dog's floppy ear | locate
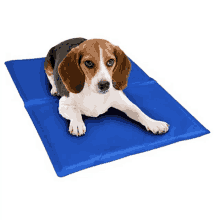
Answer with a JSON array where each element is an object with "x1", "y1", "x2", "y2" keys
[
  {"x1": 112, "y1": 46, "x2": 131, "y2": 90},
  {"x1": 58, "y1": 47, "x2": 85, "y2": 93}
]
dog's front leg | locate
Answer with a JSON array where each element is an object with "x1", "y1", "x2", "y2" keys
[
  {"x1": 112, "y1": 91, "x2": 169, "y2": 134},
  {"x1": 59, "y1": 96, "x2": 86, "y2": 136}
]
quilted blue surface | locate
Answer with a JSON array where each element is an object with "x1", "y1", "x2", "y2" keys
[{"x1": 5, "y1": 57, "x2": 210, "y2": 177}]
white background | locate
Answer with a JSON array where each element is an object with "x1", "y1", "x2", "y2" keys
[{"x1": 0, "y1": 0, "x2": 219, "y2": 219}]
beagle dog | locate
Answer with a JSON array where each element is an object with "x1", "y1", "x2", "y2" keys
[{"x1": 44, "y1": 38, "x2": 169, "y2": 136}]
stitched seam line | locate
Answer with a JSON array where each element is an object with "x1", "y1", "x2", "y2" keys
[{"x1": 24, "y1": 97, "x2": 58, "y2": 108}]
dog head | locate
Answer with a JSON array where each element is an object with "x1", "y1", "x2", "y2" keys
[{"x1": 58, "y1": 39, "x2": 131, "y2": 94}]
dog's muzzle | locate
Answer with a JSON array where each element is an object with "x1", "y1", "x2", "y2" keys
[{"x1": 98, "y1": 80, "x2": 110, "y2": 94}]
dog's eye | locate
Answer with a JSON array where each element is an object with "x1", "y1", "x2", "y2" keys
[
  {"x1": 84, "y1": 60, "x2": 94, "y2": 68},
  {"x1": 106, "y1": 59, "x2": 114, "y2": 67}
]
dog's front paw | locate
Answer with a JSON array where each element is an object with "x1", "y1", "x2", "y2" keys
[
  {"x1": 50, "y1": 87, "x2": 57, "y2": 96},
  {"x1": 69, "y1": 120, "x2": 86, "y2": 137},
  {"x1": 145, "y1": 119, "x2": 170, "y2": 134}
]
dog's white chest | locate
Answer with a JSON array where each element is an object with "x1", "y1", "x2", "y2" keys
[{"x1": 75, "y1": 92, "x2": 112, "y2": 117}]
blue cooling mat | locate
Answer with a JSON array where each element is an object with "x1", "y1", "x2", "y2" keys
[{"x1": 5, "y1": 58, "x2": 210, "y2": 177}]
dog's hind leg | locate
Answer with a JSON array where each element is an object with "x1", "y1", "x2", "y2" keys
[
  {"x1": 44, "y1": 59, "x2": 58, "y2": 96},
  {"x1": 46, "y1": 74, "x2": 58, "y2": 96}
]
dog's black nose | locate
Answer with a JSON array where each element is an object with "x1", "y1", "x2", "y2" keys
[{"x1": 98, "y1": 81, "x2": 110, "y2": 92}]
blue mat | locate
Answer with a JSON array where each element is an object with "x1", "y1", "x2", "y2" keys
[{"x1": 5, "y1": 57, "x2": 210, "y2": 177}]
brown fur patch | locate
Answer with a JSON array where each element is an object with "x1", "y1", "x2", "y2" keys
[
  {"x1": 112, "y1": 46, "x2": 131, "y2": 90},
  {"x1": 58, "y1": 47, "x2": 85, "y2": 93}
]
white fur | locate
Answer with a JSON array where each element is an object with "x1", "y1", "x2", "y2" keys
[{"x1": 56, "y1": 47, "x2": 169, "y2": 136}]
